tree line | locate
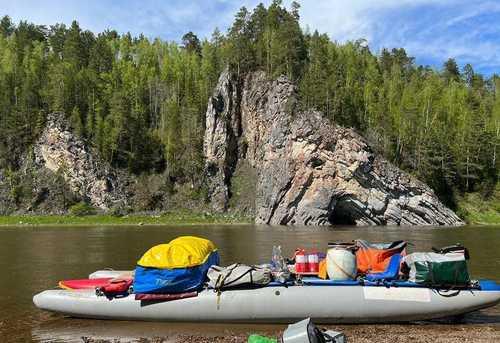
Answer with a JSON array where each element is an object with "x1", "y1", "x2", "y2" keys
[{"x1": 0, "y1": 0, "x2": 497, "y2": 208}]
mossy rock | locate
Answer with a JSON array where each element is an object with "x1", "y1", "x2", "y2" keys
[{"x1": 69, "y1": 202, "x2": 97, "y2": 216}]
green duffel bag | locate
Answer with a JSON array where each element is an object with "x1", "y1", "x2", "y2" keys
[
  {"x1": 247, "y1": 335, "x2": 277, "y2": 343},
  {"x1": 403, "y1": 251, "x2": 470, "y2": 286}
]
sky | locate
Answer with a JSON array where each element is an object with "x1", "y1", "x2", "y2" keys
[{"x1": 1, "y1": 0, "x2": 499, "y2": 75}]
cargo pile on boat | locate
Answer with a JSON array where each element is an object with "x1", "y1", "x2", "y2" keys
[
  {"x1": 33, "y1": 236, "x2": 500, "y2": 323},
  {"x1": 289, "y1": 239, "x2": 471, "y2": 287}
]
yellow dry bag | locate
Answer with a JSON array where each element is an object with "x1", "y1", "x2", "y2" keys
[{"x1": 137, "y1": 236, "x2": 217, "y2": 269}]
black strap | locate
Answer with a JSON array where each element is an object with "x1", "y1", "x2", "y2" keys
[
  {"x1": 431, "y1": 245, "x2": 470, "y2": 260},
  {"x1": 223, "y1": 267, "x2": 255, "y2": 287}
]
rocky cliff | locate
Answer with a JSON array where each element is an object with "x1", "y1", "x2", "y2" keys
[
  {"x1": 33, "y1": 112, "x2": 127, "y2": 210},
  {"x1": 204, "y1": 70, "x2": 464, "y2": 226}
]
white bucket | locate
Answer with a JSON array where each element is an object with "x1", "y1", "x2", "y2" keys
[{"x1": 327, "y1": 248, "x2": 357, "y2": 280}]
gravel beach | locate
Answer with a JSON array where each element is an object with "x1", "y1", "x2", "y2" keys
[
  {"x1": 21, "y1": 317, "x2": 500, "y2": 343},
  {"x1": 75, "y1": 324, "x2": 500, "y2": 343}
]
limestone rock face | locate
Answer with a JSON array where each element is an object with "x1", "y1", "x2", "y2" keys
[
  {"x1": 204, "y1": 70, "x2": 241, "y2": 212},
  {"x1": 204, "y1": 70, "x2": 464, "y2": 226},
  {"x1": 33, "y1": 112, "x2": 126, "y2": 210}
]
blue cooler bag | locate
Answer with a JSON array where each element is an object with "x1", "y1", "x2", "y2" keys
[{"x1": 133, "y1": 236, "x2": 219, "y2": 294}]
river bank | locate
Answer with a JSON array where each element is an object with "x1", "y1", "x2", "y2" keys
[
  {"x1": 0, "y1": 215, "x2": 497, "y2": 226},
  {"x1": 0, "y1": 212, "x2": 252, "y2": 226},
  {"x1": 1, "y1": 187, "x2": 498, "y2": 226},
  {"x1": 1, "y1": 190, "x2": 497, "y2": 227},
  {"x1": 0, "y1": 211, "x2": 498, "y2": 226},
  {"x1": 29, "y1": 321, "x2": 500, "y2": 343},
  {"x1": 178, "y1": 324, "x2": 500, "y2": 343}
]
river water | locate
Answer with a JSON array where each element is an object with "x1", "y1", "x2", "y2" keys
[{"x1": 0, "y1": 224, "x2": 498, "y2": 342}]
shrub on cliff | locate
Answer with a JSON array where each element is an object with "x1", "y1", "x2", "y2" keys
[
  {"x1": 109, "y1": 204, "x2": 132, "y2": 217},
  {"x1": 69, "y1": 202, "x2": 97, "y2": 216},
  {"x1": 131, "y1": 174, "x2": 172, "y2": 211},
  {"x1": 456, "y1": 184, "x2": 500, "y2": 224}
]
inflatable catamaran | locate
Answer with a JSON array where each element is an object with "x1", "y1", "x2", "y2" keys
[{"x1": 33, "y1": 237, "x2": 500, "y2": 323}]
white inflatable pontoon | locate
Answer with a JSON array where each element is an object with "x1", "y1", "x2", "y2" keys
[{"x1": 32, "y1": 270, "x2": 500, "y2": 323}]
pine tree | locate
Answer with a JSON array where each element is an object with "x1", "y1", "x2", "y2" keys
[
  {"x1": 0, "y1": 15, "x2": 14, "y2": 37},
  {"x1": 226, "y1": 6, "x2": 254, "y2": 76},
  {"x1": 63, "y1": 21, "x2": 85, "y2": 68},
  {"x1": 70, "y1": 106, "x2": 84, "y2": 137},
  {"x1": 443, "y1": 58, "x2": 460, "y2": 82},
  {"x1": 182, "y1": 31, "x2": 201, "y2": 56}
]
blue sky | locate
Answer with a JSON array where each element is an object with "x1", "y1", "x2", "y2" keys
[{"x1": 2, "y1": 0, "x2": 499, "y2": 75}]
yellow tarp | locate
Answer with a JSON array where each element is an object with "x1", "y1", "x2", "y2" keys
[
  {"x1": 137, "y1": 236, "x2": 217, "y2": 269},
  {"x1": 318, "y1": 259, "x2": 327, "y2": 279}
]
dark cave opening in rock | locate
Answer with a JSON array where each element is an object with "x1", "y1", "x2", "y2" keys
[{"x1": 328, "y1": 200, "x2": 357, "y2": 225}]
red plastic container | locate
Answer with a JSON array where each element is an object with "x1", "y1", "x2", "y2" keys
[
  {"x1": 307, "y1": 252, "x2": 320, "y2": 273},
  {"x1": 295, "y1": 249, "x2": 307, "y2": 273}
]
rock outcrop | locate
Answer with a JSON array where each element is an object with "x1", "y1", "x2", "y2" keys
[
  {"x1": 33, "y1": 112, "x2": 127, "y2": 210},
  {"x1": 204, "y1": 70, "x2": 464, "y2": 226}
]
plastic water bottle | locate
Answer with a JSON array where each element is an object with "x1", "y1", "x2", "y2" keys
[
  {"x1": 271, "y1": 245, "x2": 282, "y2": 271},
  {"x1": 271, "y1": 245, "x2": 290, "y2": 283}
]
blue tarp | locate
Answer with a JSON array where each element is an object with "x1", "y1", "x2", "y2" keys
[
  {"x1": 133, "y1": 251, "x2": 219, "y2": 294},
  {"x1": 365, "y1": 254, "x2": 402, "y2": 281}
]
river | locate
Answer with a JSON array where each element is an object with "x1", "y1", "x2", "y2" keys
[{"x1": 0, "y1": 224, "x2": 498, "y2": 342}]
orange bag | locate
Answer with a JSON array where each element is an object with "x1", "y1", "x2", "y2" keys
[{"x1": 355, "y1": 240, "x2": 407, "y2": 274}]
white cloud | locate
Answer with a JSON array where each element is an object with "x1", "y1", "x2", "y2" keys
[
  {"x1": 1, "y1": 0, "x2": 499, "y2": 74},
  {"x1": 295, "y1": 0, "x2": 447, "y2": 42},
  {"x1": 294, "y1": 0, "x2": 500, "y2": 73}
]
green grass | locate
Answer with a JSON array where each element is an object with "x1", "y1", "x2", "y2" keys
[
  {"x1": 457, "y1": 186, "x2": 500, "y2": 225},
  {"x1": 3, "y1": 188, "x2": 498, "y2": 226},
  {"x1": 0, "y1": 211, "x2": 253, "y2": 226}
]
